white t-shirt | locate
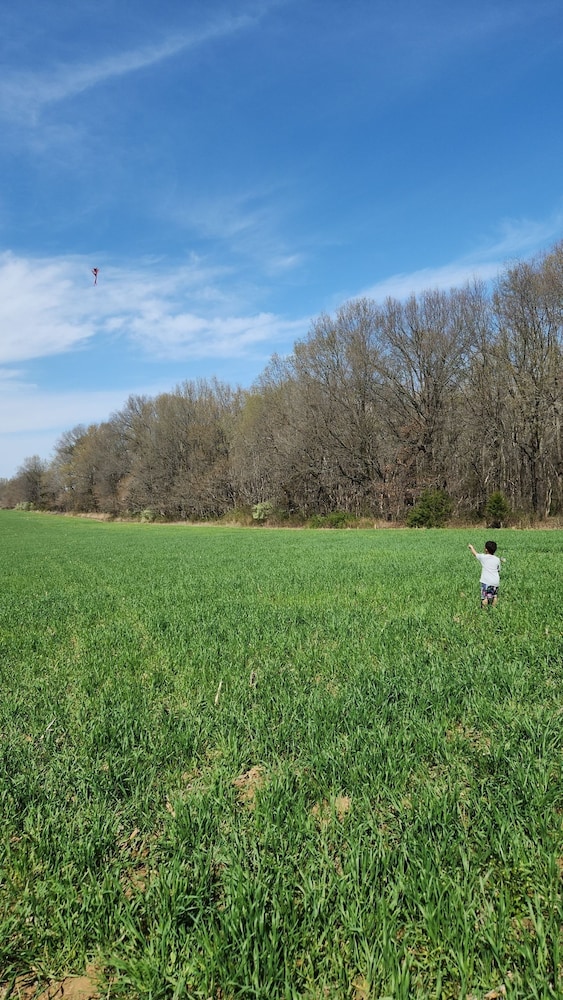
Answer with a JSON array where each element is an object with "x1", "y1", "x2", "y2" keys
[{"x1": 476, "y1": 553, "x2": 501, "y2": 586}]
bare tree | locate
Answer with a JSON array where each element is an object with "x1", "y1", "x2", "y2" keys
[
  {"x1": 113, "y1": 381, "x2": 238, "y2": 519},
  {"x1": 291, "y1": 299, "x2": 389, "y2": 512},
  {"x1": 5, "y1": 455, "x2": 48, "y2": 508},
  {"x1": 46, "y1": 426, "x2": 90, "y2": 511},
  {"x1": 493, "y1": 244, "x2": 563, "y2": 516},
  {"x1": 378, "y1": 286, "x2": 480, "y2": 496}
]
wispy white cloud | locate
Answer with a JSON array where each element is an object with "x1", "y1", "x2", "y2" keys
[
  {"x1": 472, "y1": 213, "x2": 563, "y2": 262},
  {"x1": 179, "y1": 190, "x2": 273, "y2": 243},
  {"x1": 0, "y1": 250, "x2": 307, "y2": 366},
  {"x1": 361, "y1": 212, "x2": 563, "y2": 302},
  {"x1": 362, "y1": 260, "x2": 501, "y2": 302},
  {"x1": 125, "y1": 310, "x2": 306, "y2": 361},
  {"x1": 163, "y1": 185, "x2": 304, "y2": 276},
  {"x1": 0, "y1": 11, "x2": 258, "y2": 123},
  {"x1": 0, "y1": 252, "x2": 97, "y2": 363},
  {"x1": 266, "y1": 253, "x2": 305, "y2": 275}
]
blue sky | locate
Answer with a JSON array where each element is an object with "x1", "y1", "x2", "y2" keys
[{"x1": 1, "y1": 0, "x2": 563, "y2": 478}]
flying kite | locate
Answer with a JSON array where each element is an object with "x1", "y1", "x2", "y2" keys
[{"x1": 92, "y1": 267, "x2": 99, "y2": 285}]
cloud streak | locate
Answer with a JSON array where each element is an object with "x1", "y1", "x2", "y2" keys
[
  {"x1": 0, "y1": 11, "x2": 258, "y2": 122},
  {"x1": 361, "y1": 213, "x2": 563, "y2": 302}
]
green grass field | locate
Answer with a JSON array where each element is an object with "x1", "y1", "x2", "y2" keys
[{"x1": 1, "y1": 511, "x2": 562, "y2": 999}]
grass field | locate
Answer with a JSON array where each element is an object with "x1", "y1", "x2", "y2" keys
[{"x1": 1, "y1": 512, "x2": 562, "y2": 999}]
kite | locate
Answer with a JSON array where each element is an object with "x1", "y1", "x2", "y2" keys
[{"x1": 92, "y1": 267, "x2": 99, "y2": 285}]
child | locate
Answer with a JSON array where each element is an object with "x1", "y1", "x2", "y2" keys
[{"x1": 468, "y1": 540, "x2": 501, "y2": 607}]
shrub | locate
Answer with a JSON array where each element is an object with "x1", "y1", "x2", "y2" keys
[
  {"x1": 220, "y1": 507, "x2": 254, "y2": 526},
  {"x1": 308, "y1": 510, "x2": 355, "y2": 529},
  {"x1": 326, "y1": 510, "x2": 354, "y2": 528},
  {"x1": 252, "y1": 501, "x2": 274, "y2": 522},
  {"x1": 406, "y1": 490, "x2": 453, "y2": 528},
  {"x1": 140, "y1": 508, "x2": 157, "y2": 523},
  {"x1": 485, "y1": 491, "x2": 511, "y2": 528}
]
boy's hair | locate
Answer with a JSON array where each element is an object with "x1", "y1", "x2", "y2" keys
[{"x1": 485, "y1": 540, "x2": 497, "y2": 555}]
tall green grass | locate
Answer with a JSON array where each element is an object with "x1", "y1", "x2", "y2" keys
[{"x1": 0, "y1": 512, "x2": 562, "y2": 998}]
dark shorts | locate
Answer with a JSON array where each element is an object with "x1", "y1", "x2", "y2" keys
[{"x1": 481, "y1": 584, "x2": 499, "y2": 602}]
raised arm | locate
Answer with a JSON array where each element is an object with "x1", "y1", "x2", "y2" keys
[{"x1": 468, "y1": 544, "x2": 478, "y2": 558}]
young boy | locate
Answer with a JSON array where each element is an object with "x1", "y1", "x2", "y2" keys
[{"x1": 468, "y1": 540, "x2": 501, "y2": 607}]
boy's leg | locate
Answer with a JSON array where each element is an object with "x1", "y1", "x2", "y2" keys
[{"x1": 480, "y1": 584, "x2": 488, "y2": 608}]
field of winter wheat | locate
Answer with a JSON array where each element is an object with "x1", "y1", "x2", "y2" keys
[{"x1": 1, "y1": 512, "x2": 562, "y2": 999}]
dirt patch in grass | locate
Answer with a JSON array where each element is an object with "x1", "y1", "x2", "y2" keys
[
  {"x1": 233, "y1": 765, "x2": 265, "y2": 809},
  {"x1": 1, "y1": 967, "x2": 100, "y2": 1000},
  {"x1": 311, "y1": 794, "x2": 352, "y2": 829},
  {"x1": 446, "y1": 722, "x2": 492, "y2": 753}
]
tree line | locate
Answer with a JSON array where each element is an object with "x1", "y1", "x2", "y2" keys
[{"x1": 2, "y1": 241, "x2": 562, "y2": 522}]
